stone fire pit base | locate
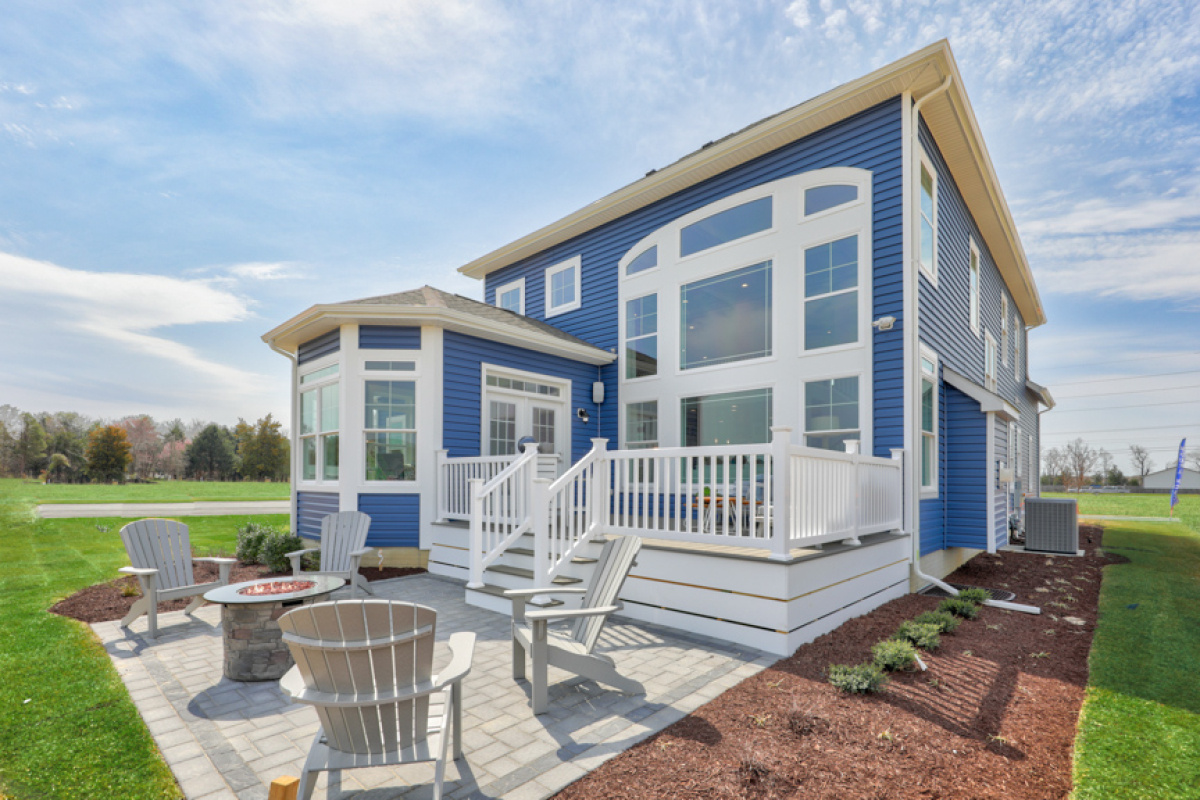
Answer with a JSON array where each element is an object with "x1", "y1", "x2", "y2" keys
[{"x1": 220, "y1": 599, "x2": 311, "y2": 682}]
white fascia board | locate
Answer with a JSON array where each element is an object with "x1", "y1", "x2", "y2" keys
[
  {"x1": 943, "y1": 367, "x2": 1019, "y2": 419},
  {"x1": 1025, "y1": 379, "x2": 1056, "y2": 410},
  {"x1": 262, "y1": 304, "x2": 615, "y2": 366}
]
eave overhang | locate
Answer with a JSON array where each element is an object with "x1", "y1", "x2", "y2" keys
[
  {"x1": 1025, "y1": 379, "x2": 1056, "y2": 410},
  {"x1": 261, "y1": 304, "x2": 616, "y2": 366},
  {"x1": 944, "y1": 367, "x2": 1021, "y2": 420},
  {"x1": 458, "y1": 39, "x2": 1045, "y2": 328}
]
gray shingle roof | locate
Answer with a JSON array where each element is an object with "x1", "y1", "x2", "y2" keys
[{"x1": 345, "y1": 285, "x2": 607, "y2": 353}]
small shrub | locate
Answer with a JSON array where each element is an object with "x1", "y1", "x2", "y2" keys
[
  {"x1": 956, "y1": 587, "x2": 991, "y2": 605},
  {"x1": 301, "y1": 549, "x2": 322, "y2": 571},
  {"x1": 120, "y1": 582, "x2": 141, "y2": 598},
  {"x1": 894, "y1": 621, "x2": 942, "y2": 651},
  {"x1": 938, "y1": 597, "x2": 980, "y2": 619},
  {"x1": 827, "y1": 663, "x2": 888, "y2": 694},
  {"x1": 235, "y1": 522, "x2": 273, "y2": 563},
  {"x1": 872, "y1": 639, "x2": 918, "y2": 671},
  {"x1": 914, "y1": 609, "x2": 961, "y2": 633},
  {"x1": 259, "y1": 529, "x2": 305, "y2": 573}
]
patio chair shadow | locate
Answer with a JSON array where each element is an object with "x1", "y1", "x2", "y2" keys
[{"x1": 187, "y1": 681, "x2": 294, "y2": 721}]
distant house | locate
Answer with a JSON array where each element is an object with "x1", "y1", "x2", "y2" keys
[
  {"x1": 1143, "y1": 466, "x2": 1200, "y2": 491},
  {"x1": 263, "y1": 40, "x2": 1054, "y2": 654}
]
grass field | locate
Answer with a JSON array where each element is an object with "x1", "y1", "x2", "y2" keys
[
  {"x1": 2, "y1": 478, "x2": 290, "y2": 505},
  {"x1": 0, "y1": 478, "x2": 288, "y2": 799},
  {"x1": 1043, "y1": 491, "x2": 1200, "y2": 533}
]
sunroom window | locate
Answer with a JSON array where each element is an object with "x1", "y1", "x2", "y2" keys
[
  {"x1": 681, "y1": 388, "x2": 772, "y2": 446},
  {"x1": 625, "y1": 294, "x2": 658, "y2": 379},
  {"x1": 804, "y1": 236, "x2": 858, "y2": 350},
  {"x1": 300, "y1": 372, "x2": 339, "y2": 482},
  {"x1": 364, "y1": 379, "x2": 416, "y2": 481},
  {"x1": 680, "y1": 196, "x2": 772, "y2": 257},
  {"x1": 680, "y1": 262, "x2": 772, "y2": 370},
  {"x1": 804, "y1": 377, "x2": 860, "y2": 451},
  {"x1": 804, "y1": 184, "x2": 858, "y2": 216}
]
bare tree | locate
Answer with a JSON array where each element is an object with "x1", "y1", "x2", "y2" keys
[
  {"x1": 1064, "y1": 438, "x2": 1099, "y2": 492},
  {"x1": 1188, "y1": 447, "x2": 1200, "y2": 475},
  {"x1": 1042, "y1": 446, "x2": 1066, "y2": 487},
  {"x1": 1097, "y1": 448, "x2": 1112, "y2": 483},
  {"x1": 1129, "y1": 444, "x2": 1154, "y2": 481}
]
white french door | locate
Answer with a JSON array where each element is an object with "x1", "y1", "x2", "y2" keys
[{"x1": 483, "y1": 367, "x2": 569, "y2": 473}]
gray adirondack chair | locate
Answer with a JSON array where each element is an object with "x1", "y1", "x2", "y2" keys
[
  {"x1": 278, "y1": 600, "x2": 475, "y2": 800},
  {"x1": 118, "y1": 518, "x2": 236, "y2": 638},
  {"x1": 507, "y1": 535, "x2": 644, "y2": 714},
  {"x1": 286, "y1": 510, "x2": 374, "y2": 598}
]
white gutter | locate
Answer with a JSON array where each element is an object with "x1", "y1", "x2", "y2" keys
[{"x1": 905, "y1": 77, "x2": 1039, "y2": 616}]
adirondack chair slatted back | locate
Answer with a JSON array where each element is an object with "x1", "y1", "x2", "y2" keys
[
  {"x1": 120, "y1": 519, "x2": 195, "y2": 591},
  {"x1": 571, "y1": 535, "x2": 641, "y2": 653},
  {"x1": 278, "y1": 600, "x2": 437, "y2": 755},
  {"x1": 320, "y1": 511, "x2": 372, "y2": 574}
]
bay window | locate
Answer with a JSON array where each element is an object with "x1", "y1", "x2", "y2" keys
[{"x1": 299, "y1": 364, "x2": 339, "y2": 482}]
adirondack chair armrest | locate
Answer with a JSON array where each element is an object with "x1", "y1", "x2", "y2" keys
[
  {"x1": 524, "y1": 604, "x2": 620, "y2": 624},
  {"x1": 195, "y1": 557, "x2": 237, "y2": 585},
  {"x1": 504, "y1": 587, "x2": 588, "y2": 598},
  {"x1": 119, "y1": 566, "x2": 158, "y2": 577},
  {"x1": 286, "y1": 547, "x2": 320, "y2": 576},
  {"x1": 348, "y1": 547, "x2": 372, "y2": 558},
  {"x1": 432, "y1": 632, "x2": 476, "y2": 689}
]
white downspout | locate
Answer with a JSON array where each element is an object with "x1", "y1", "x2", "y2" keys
[{"x1": 905, "y1": 78, "x2": 1038, "y2": 615}]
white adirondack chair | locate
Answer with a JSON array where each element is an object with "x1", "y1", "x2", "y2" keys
[
  {"x1": 286, "y1": 510, "x2": 374, "y2": 598},
  {"x1": 118, "y1": 518, "x2": 236, "y2": 639},
  {"x1": 278, "y1": 600, "x2": 475, "y2": 800},
  {"x1": 507, "y1": 535, "x2": 645, "y2": 714}
]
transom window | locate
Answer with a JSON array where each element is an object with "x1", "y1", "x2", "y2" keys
[
  {"x1": 804, "y1": 377, "x2": 859, "y2": 451},
  {"x1": 804, "y1": 236, "x2": 858, "y2": 350},
  {"x1": 682, "y1": 388, "x2": 772, "y2": 446},
  {"x1": 299, "y1": 366, "x2": 339, "y2": 482},
  {"x1": 626, "y1": 246, "x2": 658, "y2": 276},
  {"x1": 680, "y1": 196, "x2": 772, "y2": 257},
  {"x1": 680, "y1": 261, "x2": 772, "y2": 370},
  {"x1": 485, "y1": 374, "x2": 561, "y2": 396},
  {"x1": 365, "y1": 360, "x2": 415, "y2": 371},
  {"x1": 804, "y1": 184, "x2": 858, "y2": 216},
  {"x1": 300, "y1": 364, "x2": 338, "y2": 385},
  {"x1": 625, "y1": 294, "x2": 658, "y2": 379},
  {"x1": 364, "y1": 380, "x2": 416, "y2": 481},
  {"x1": 545, "y1": 257, "x2": 581, "y2": 317}
]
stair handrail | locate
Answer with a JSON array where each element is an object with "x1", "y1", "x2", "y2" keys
[
  {"x1": 467, "y1": 443, "x2": 539, "y2": 589},
  {"x1": 537, "y1": 438, "x2": 610, "y2": 585}
]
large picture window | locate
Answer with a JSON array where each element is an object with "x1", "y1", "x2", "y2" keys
[
  {"x1": 364, "y1": 380, "x2": 416, "y2": 480},
  {"x1": 682, "y1": 388, "x2": 772, "y2": 446},
  {"x1": 804, "y1": 236, "x2": 858, "y2": 350},
  {"x1": 680, "y1": 262, "x2": 772, "y2": 370},
  {"x1": 299, "y1": 366, "x2": 339, "y2": 482},
  {"x1": 680, "y1": 196, "x2": 772, "y2": 257},
  {"x1": 625, "y1": 294, "x2": 658, "y2": 379},
  {"x1": 804, "y1": 377, "x2": 859, "y2": 451}
]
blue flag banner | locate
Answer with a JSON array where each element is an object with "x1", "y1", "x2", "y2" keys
[{"x1": 1171, "y1": 438, "x2": 1187, "y2": 513}]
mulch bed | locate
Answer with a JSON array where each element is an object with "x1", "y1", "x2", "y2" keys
[
  {"x1": 50, "y1": 561, "x2": 425, "y2": 624},
  {"x1": 558, "y1": 525, "x2": 1114, "y2": 800}
]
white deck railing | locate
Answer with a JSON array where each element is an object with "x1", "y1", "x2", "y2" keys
[
  {"x1": 446, "y1": 427, "x2": 904, "y2": 587},
  {"x1": 437, "y1": 450, "x2": 560, "y2": 521}
]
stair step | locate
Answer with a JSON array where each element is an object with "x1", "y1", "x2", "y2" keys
[
  {"x1": 467, "y1": 583, "x2": 563, "y2": 608},
  {"x1": 506, "y1": 546, "x2": 597, "y2": 564},
  {"x1": 487, "y1": 564, "x2": 582, "y2": 584}
]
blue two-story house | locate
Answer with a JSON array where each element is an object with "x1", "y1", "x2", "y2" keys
[{"x1": 263, "y1": 41, "x2": 1054, "y2": 655}]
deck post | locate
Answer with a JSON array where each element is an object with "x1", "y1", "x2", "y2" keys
[
  {"x1": 890, "y1": 448, "x2": 906, "y2": 533},
  {"x1": 531, "y1": 478, "x2": 552, "y2": 586},
  {"x1": 769, "y1": 427, "x2": 793, "y2": 561},
  {"x1": 843, "y1": 440, "x2": 862, "y2": 546},
  {"x1": 435, "y1": 449, "x2": 449, "y2": 522},
  {"x1": 467, "y1": 478, "x2": 484, "y2": 589},
  {"x1": 590, "y1": 439, "x2": 610, "y2": 533}
]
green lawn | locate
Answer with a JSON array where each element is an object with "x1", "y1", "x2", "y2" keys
[
  {"x1": 1073, "y1": 517, "x2": 1200, "y2": 799},
  {"x1": 1044, "y1": 491, "x2": 1200, "y2": 533},
  {"x1": 0, "y1": 479, "x2": 288, "y2": 799},
  {"x1": 2, "y1": 478, "x2": 289, "y2": 505}
]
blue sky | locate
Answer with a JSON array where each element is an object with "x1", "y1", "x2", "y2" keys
[{"x1": 1, "y1": 0, "x2": 1197, "y2": 474}]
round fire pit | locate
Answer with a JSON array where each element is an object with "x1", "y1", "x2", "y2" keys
[{"x1": 204, "y1": 575, "x2": 344, "y2": 682}]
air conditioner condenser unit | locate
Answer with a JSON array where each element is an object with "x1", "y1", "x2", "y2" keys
[{"x1": 1024, "y1": 498, "x2": 1078, "y2": 555}]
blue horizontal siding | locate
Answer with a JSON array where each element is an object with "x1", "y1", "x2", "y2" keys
[
  {"x1": 359, "y1": 325, "x2": 421, "y2": 350},
  {"x1": 298, "y1": 330, "x2": 340, "y2": 365},
  {"x1": 442, "y1": 331, "x2": 606, "y2": 462},
  {"x1": 482, "y1": 98, "x2": 905, "y2": 458},
  {"x1": 296, "y1": 491, "x2": 339, "y2": 541},
  {"x1": 944, "y1": 385, "x2": 987, "y2": 550},
  {"x1": 357, "y1": 494, "x2": 420, "y2": 548}
]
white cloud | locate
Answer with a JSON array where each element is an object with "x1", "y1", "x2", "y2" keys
[{"x1": 227, "y1": 261, "x2": 304, "y2": 281}]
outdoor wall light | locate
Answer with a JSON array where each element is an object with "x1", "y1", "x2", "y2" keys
[
  {"x1": 577, "y1": 408, "x2": 590, "y2": 424},
  {"x1": 871, "y1": 316, "x2": 897, "y2": 331}
]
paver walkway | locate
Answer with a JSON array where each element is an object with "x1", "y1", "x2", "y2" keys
[
  {"x1": 94, "y1": 574, "x2": 774, "y2": 800},
  {"x1": 38, "y1": 500, "x2": 290, "y2": 518}
]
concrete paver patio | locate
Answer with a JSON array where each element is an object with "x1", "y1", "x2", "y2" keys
[{"x1": 93, "y1": 574, "x2": 774, "y2": 800}]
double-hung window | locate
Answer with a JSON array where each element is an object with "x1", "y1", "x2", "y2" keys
[
  {"x1": 545, "y1": 256, "x2": 581, "y2": 317},
  {"x1": 495, "y1": 278, "x2": 524, "y2": 315},
  {"x1": 968, "y1": 241, "x2": 980, "y2": 334},
  {"x1": 804, "y1": 377, "x2": 859, "y2": 451},
  {"x1": 984, "y1": 332, "x2": 998, "y2": 392},
  {"x1": 364, "y1": 377, "x2": 416, "y2": 481},
  {"x1": 918, "y1": 155, "x2": 937, "y2": 281},
  {"x1": 680, "y1": 262, "x2": 772, "y2": 370},
  {"x1": 1014, "y1": 323, "x2": 1022, "y2": 381},
  {"x1": 299, "y1": 364, "x2": 340, "y2": 482},
  {"x1": 804, "y1": 235, "x2": 858, "y2": 350},
  {"x1": 625, "y1": 294, "x2": 658, "y2": 379},
  {"x1": 1001, "y1": 295, "x2": 1009, "y2": 366},
  {"x1": 920, "y1": 350, "x2": 938, "y2": 495}
]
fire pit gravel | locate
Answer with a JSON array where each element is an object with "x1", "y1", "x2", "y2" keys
[{"x1": 237, "y1": 580, "x2": 316, "y2": 597}]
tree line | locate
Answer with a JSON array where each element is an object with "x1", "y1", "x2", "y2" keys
[
  {"x1": 0, "y1": 405, "x2": 289, "y2": 483},
  {"x1": 1042, "y1": 439, "x2": 1200, "y2": 491}
]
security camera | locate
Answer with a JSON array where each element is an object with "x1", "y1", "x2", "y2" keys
[{"x1": 576, "y1": 408, "x2": 590, "y2": 423}]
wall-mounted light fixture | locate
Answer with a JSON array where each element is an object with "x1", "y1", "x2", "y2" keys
[{"x1": 871, "y1": 315, "x2": 897, "y2": 332}]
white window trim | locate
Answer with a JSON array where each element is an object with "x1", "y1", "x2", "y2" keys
[
  {"x1": 544, "y1": 256, "x2": 582, "y2": 318},
  {"x1": 802, "y1": 182, "x2": 866, "y2": 221},
  {"x1": 917, "y1": 149, "x2": 938, "y2": 286},
  {"x1": 984, "y1": 331, "x2": 998, "y2": 392},
  {"x1": 495, "y1": 277, "x2": 525, "y2": 315},
  {"x1": 968, "y1": 239, "x2": 980, "y2": 335},
  {"x1": 1001, "y1": 295, "x2": 1010, "y2": 367},
  {"x1": 363, "y1": 359, "x2": 421, "y2": 484},
  {"x1": 919, "y1": 345, "x2": 939, "y2": 498},
  {"x1": 622, "y1": 291, "x2": 659, "y2": 382},
  {"x1": 802, "y1": 230, "x2": 867, "y2": 354},
  {"x1": 298, "y1": 354, "x2": 341, "y2": 486},
  {"x1": 622, "y1": 400, "x2": 659, "y2": 449}
]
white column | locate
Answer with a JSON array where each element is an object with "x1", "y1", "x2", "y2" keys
[
  {"x1": 769, "y1": 426, "x2": 793, "y2": 561},
  {"x1": 339, "y1": 325, "x2": 361, "y2": 514}
]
